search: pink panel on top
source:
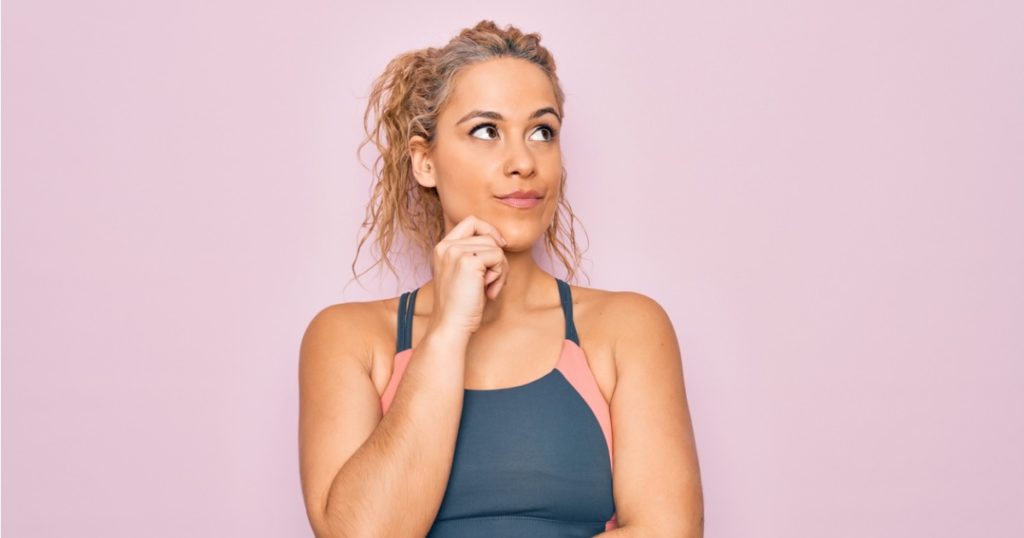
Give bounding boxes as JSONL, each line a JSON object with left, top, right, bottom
{"left": 380, "top": 348, "right": 412, "bottom": 415}
{"left": 556, "top": 339, "right": 614, "bottom": 466}
{"left": 555, "top": 339, "right": 618, "bottom": 530}
{"left": 380, "top": 339, "right": 619, "bottom": 529}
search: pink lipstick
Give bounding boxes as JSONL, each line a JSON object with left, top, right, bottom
{"left": 496, "top": 189, "right": 543, "bottom": 209}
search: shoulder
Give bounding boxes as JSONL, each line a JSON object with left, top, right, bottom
{"left": 569, "top": 284, "right": 678, "bottom": 366}
{"left": 608, "top": 290, "right": 677, "bottom": 357}
{"left": 608, "top": 290, "right": 675, "bottom": 337}
{"left": 299, "top": 297, "right": 396, "bottom": 374}
{"left": 569, "top": 284, "right": 674, "bottom": 340}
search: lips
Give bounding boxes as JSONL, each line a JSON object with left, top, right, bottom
{"left": 497, "top": 196, "right": 541, "bottom": 209}
{"left": 496, "top": 188, "right": 543, "bottom": 209}
{"left": 498, "top": 189, "right": 543, "bottom": 199}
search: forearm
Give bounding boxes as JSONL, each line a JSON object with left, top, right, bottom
{"left": 320, "top": 328, "right": 468, "bottom": 537}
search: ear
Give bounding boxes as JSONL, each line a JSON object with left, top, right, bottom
{"left": 408, "top": 135, "right": 437, "bottom": 189}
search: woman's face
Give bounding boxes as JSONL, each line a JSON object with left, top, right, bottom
{"left": 409, "top": 57, "right": 563, "bottom": 251}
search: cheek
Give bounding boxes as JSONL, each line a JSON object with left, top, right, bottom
{"left": 436, "top": 151, "right": 494, "bottom": 193}
{"left": 433, "top": 176, "right": 493, "bottom": 227}
{"left": 437, "top": 175, "right": 483, "bottom": 209}
{"left": 542, "top": 196, "right": 559, "bottom": 227}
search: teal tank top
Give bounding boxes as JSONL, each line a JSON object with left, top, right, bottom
{"left": 380, "top": 276, "right": 618, "bottom": 536}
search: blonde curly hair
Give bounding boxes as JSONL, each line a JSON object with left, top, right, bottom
{"left": 351, "top": 20, "right": 589, "bottom": 289}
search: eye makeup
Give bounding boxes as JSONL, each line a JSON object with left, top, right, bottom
{"left": 469, "top": 122, "right": 559, "bottom": 141}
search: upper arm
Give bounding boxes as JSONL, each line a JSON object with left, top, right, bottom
{"left": 298, "top": 302, "right": 384, "bottom": 537}
{"left": 608, "top": 292, "right": 704, "bottom": 535}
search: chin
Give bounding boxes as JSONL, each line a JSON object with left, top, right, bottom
{"left": 503, "top": 235, "right": 542, "bottom": 251}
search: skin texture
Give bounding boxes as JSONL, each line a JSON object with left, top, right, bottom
{"left": 300, "top": 56, "right": 704, "bottom": 536}
{"left": 407, "top": 56, "right": 565, "bottom": 318}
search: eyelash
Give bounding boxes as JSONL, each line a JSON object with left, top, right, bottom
{"left": 469, "top": 122, "right": 558, "bottom": 141}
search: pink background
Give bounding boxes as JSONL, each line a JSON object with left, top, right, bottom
{"left": 3, "top": 1, "right": 1022, "bottom": 536}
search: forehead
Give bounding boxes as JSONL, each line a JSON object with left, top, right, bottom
{"left": 442, "top": 57, "right": 558, "bottom": 121}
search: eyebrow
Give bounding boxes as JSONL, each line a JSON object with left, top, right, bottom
{"left": 455, "top": 106, "right": 562, "bottom": 125}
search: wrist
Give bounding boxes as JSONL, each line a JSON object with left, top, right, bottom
{"left": 423, "top": 320, "right": 471, "bottom": 346}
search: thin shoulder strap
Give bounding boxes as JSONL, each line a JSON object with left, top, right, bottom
{"left": 396, "top": 291, "right": 410, "bottom": 354}
{"left": 395, "top": 288, "right": 419, "bottom": 353}
{"left": 556, "top": 277, "right": 580, "bottom": 346}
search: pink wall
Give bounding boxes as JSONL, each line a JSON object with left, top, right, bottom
{"left": 3, "top": 1, "right": 1022, "bottom": 536}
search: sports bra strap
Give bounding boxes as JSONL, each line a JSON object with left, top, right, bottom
{"left": 396, "top": 277, "right": 577, "bottom": 353}
{"left": 395, "top": 287, "right": 419, "bottom": 353}
{"left": 556, "top": 278, "right": 581, "bottom": 346}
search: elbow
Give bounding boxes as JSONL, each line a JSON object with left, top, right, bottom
{"left": 307, "top": 506, "right": 357, "bottom": 538}
{"left": 311, "top": 516, "right": 368, "bottom": 538}
{"left": 621, "top": 515, "right": 704, "bottom": 538}
{"left": 306, "top": 512, "right": 335, "bottom": 538}
{"left": 661, "top": 512, "right": 704, "bottom": 538}
{"left": 310, "top": 520, "right": 357, "bottom": 538}
{"left": 669, "top": 514, "right": 705, "bottom": 538}
{"left": 313, "top": 511, "right": 399, "bottom": 538}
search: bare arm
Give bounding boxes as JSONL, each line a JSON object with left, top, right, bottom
{"left": 299, "top": 303, "right": 468, "bottom": 537}
{"left": 594, "top": 292, "right": 703, "bottom": 537}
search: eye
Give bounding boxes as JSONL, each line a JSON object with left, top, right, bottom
{"left": 470, "top": 123, "right": 500, "bottom": 140}
{"left": 533, "top": 123, "right": 558, "bottom": 142}
{"left": 469, "top": 123, "right": 559, "bottom": 142}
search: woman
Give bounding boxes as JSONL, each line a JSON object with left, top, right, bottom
{"left": 299, "top": 20, "right": 703, "bottom": 537}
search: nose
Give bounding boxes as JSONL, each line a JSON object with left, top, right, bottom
{"left": 502, "top": 137, "right": 537, "bottom": 178}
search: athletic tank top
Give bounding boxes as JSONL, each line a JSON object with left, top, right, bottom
{"left": 380, "top": 277, "right": 619, "bottom": 536}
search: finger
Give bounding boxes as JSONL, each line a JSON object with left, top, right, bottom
{"left": 496, "top": 254, "right": 512, "bottom": 298}
{"left": 464, "top": 247, "right": 506, "bottom": 272}
{"left": 487, "top": 271, "right": 506, "bottom": 299}
{"left": 445, "top": 215, "right": 508, "bottom": 247}
{"left": 453, "top": 245, "right": 506, "bottom": 281}
{"left": 484, "top": 267, "right": 501, "bottom": 286}
{"left": 434, "top": 234, "right": 497, "bottom": 263}
{"left": 485, "top": 253, "right": 509, "bottom": 299}
{"left": 491, "top": 257, "right": 509, "bottom": 298}
{"left": 444, "top": 242, "right": 506, "bottom": 296}
{"left": 446, "top": 243, "right": 503, "bottom": 259}
{"left": 449, "top": 234, "right": 503, "bottom": 248}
